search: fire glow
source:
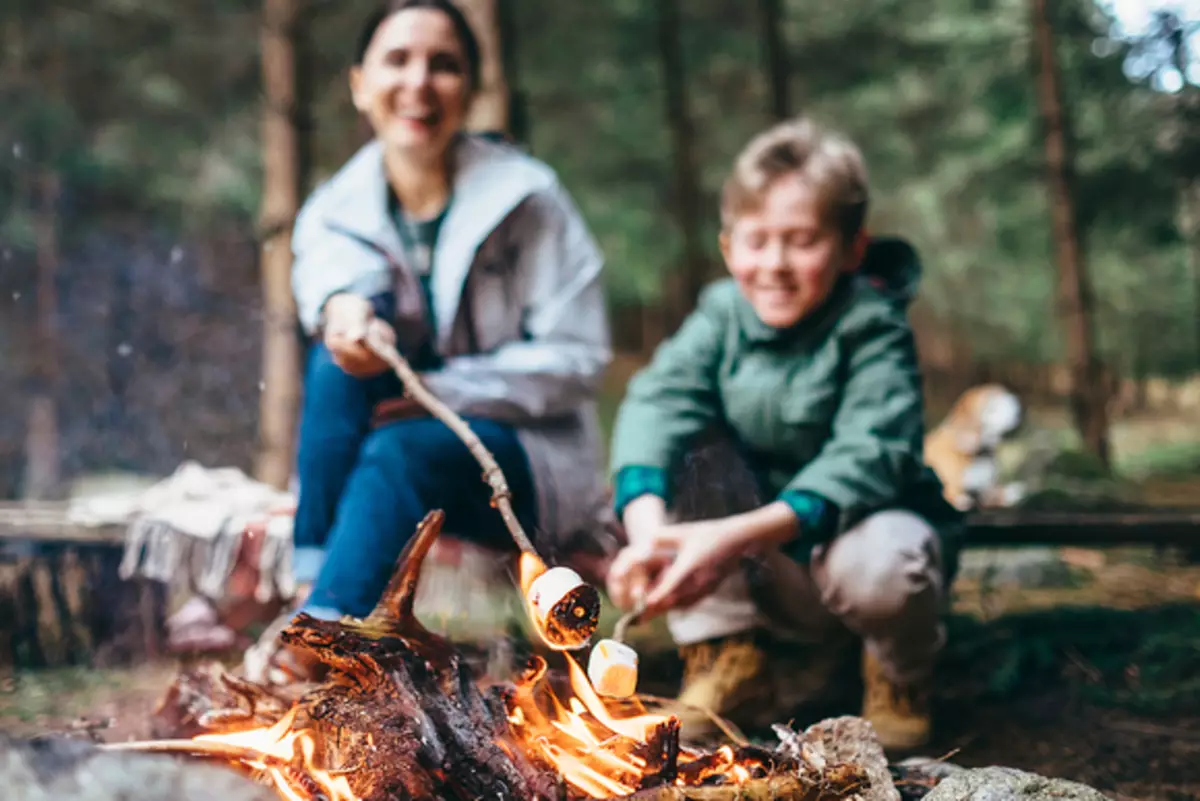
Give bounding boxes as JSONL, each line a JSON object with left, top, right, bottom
{"left": 194, "top": 708, "right": 359, "bottom": 801}
{"left": 179, "top": 551, "right": 766, "bottom": 800}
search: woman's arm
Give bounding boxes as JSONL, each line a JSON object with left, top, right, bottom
{"left": 290, "top": 191, "right": 393, "bottom": 336}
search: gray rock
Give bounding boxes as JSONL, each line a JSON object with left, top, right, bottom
{"left": 924, "top": 766, "right": 1110, "bottom": 801}
{"left": 958, "top": 547, "right": 1076, "bottom": 589}
{"left": 778, "top": 715, "right": 901, "bottom": 801}
{"left": 0, "top": 734, "right": 276, "bottom": 801}
{"left": 893, "top": 755, "right": 969, "bottom": 781}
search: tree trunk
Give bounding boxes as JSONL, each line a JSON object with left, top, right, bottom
{"left": 457, "top": 0, "right": 509, "bottom": 134}
{"left": 1030, "top": 0, "right": 1110, "bottom": 467}
{"left": 1180, "top": 181, "right": 1200, "bottom": 363}
{"left": 655, "top": 0, "right": 706, "bottom": 322}
{"left": 495, "top": 0, "right": 529, "bottom": 145}
{"left": 23, "top": 169, "right": 61, "bottom": 500}
{"left": 255, "top": 0, "right": 303, "bottom": 490}
{"left": 757, "top": 0, "right": 791, "bottom": 121}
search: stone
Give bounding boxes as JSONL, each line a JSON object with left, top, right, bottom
{"left": 776, "top": 715, "right": 901, "bottom": 801}
{"left": 958, "top": 547, "right": 1076, "bottom": 590}
{"left": 0, "top": 734, "right": 276, "bottom": 801}
{"left": 924, "top": 766, "right": 1110, "bottom": 801}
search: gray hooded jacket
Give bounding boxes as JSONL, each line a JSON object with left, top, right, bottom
{"left": 291, "top": 134, "right": 613, "bottom": 554}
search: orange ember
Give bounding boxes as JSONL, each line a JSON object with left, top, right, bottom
{"left": 195, "top": 709, "right": 359, "bottom": 801}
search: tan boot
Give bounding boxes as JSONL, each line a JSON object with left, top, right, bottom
{"left": 861, "top": 648, "right": 931, "bottom": 753}
{"left": 668, "top": 632, "right": 773, "bottom": 744}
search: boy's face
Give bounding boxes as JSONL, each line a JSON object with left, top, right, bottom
{"left": 720, "top": 173, "right": 865, "bottom": 329}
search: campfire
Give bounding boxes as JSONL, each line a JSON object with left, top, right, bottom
{"left": 106, "top": 509, "right": 883, "bottom": 801}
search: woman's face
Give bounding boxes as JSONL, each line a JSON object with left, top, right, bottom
{"left": 350, "top": 9, "right": 471, "bottom": 162}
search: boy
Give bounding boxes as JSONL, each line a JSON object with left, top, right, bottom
{"left": 605, "top": 118, "right": 962, "bottom": 752}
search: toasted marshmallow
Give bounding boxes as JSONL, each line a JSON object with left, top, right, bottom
{"left": 587, "top": 638, "right": 639, "bottom": 698}
{"left": 527, "top": 566, "right": 600, "bottom": 650}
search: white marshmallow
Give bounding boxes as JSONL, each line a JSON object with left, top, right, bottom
{"left": 587, "top": 638, "right": 639, "bottom": 698}
{"left": 527, "top": 566, "right": 600, "bottom": 650}
{"left": 528, "top": 566, "right": 585, "bottom": 619}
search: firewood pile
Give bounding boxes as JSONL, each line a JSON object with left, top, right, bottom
{"left": 99, "top": 509, "right": 899, "bottom": 801}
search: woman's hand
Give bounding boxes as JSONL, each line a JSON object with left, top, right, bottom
{"left": 322, "top": 293, "right": 393, "bottom": 377}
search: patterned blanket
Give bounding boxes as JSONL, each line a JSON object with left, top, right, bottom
{"left": 73, "top": 461, "right": 300, "bottom": 605}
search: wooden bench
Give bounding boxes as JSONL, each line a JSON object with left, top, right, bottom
{"left": 2, "top": 504, "right": 1196, "bottom": 669}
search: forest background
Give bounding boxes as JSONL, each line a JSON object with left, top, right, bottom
{"left": 1, "top": 0, "right": 1197, "bottom": 501}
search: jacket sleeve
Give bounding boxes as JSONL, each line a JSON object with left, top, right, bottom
{"left": 290, "top": 191, "right": 394, "bottom": 335}
{"left": 419, "top": 185, "right": 611, "bottom": 421}
{"left": 783, "top": 303, "right": 927, "bottom": 532}
{"left": 607, "top": 285, "right": 726, "bottom": 490}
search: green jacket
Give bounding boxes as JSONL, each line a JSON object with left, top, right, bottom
{"left": 609, "top": 237, "right": 963, "bottom": 568}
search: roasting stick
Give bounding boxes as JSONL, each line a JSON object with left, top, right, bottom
{"left": 363, "top": 325, "right": 601, "bottom": 651}
{"left": 364, "top": 323, "right": 535, "bottom": 555}
{"left": 101, "top": 738, "right": 285, "bottom": 765}
{"left": 612, "top": 601, "right": 646, "bottom": 644}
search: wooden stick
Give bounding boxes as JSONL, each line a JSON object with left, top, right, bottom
{"left": 364, "top": 326, "right": 537, "bottom": 556}
{"left": 612, "top": 601, "right": 645, "bottom": 644}
{"left": 620, "top": 775, "right": 820, "bottom": 800}
{"left": 100, "top": 738, "right": 284, "bottom": 765}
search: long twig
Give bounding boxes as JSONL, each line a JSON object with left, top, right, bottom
{"left": 364, "top": 326, "right": 537, "bottom": 556}
{"left": 100, "top": 738, "right": 285, "bottom": 765}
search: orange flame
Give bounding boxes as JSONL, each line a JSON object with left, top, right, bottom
{"left": 195, "top": 709, "right": 359, "bottom": 801}
{"left": 512, "top": 553, "right": 760, "bottom": 797}
{"left": 189, "top": 553, "right": 751, "bottom": 800}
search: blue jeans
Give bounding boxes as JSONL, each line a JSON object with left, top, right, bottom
{"left": 293, "top": 342, "right": 538, "bottom": 619}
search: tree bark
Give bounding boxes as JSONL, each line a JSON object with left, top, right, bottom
{"left": 495, "top": 0, "right": 529, "bottom": 145}
{"left": 23, "top": 169, "right": 61, "bottom": 501}
{"left": 655, "top": 0, "right": 706, "bottom": 321}
{"left": 255, "top": 0, "right": 304, "bottom": 490}
{"left": 757, "top": 0, "right": 791, "bottom": 121}
{"left": 1030, "top": 0, "right": 1110, "bottom": 467}
{"left": 457, "top": 0, "right": 510, "bottom": 134}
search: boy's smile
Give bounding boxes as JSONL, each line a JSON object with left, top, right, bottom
{"left": 720, "top": 173, "right": 865, "bottom": 329}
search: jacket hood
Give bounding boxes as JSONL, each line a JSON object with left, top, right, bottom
{"left": 857, "top": 235, "right": 922, "bottom": 307}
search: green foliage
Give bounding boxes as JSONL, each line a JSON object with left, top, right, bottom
{"left": 944, "top": 604, "right": 1200, "bottom": 713}
{"left": 1, "top": 0, "right": 1195, "bottom": 361}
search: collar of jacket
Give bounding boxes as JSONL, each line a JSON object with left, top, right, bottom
{"left": 314, "top": 132, "right": 559, "bottom": 345}
{"left": 734, "top": 274, "right": 857, "bottom": 347}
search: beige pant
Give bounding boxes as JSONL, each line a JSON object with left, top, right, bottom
{"left": 666, "top": 509, "right": 946, "bottom": 686}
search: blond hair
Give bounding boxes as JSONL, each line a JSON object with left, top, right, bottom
{"left": 720, "top": 117, "right": 869, "bottom": 242}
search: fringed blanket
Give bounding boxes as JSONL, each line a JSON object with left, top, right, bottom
{"left": 80, "top": 461, "right": 299, "bottom": 605}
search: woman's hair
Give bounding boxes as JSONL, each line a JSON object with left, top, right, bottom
{"left": 354, "top": 0, "right": 482, "bottom": 91}
{"left": 720, "top": 117, "right": 869, "bottom": 243}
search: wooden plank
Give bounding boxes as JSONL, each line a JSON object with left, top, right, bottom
{"left": 964, "top": 510, "right": 1200, "bottom": 547}
{"left": 0, "top": 522, "right": 124, "bottom": 545}
{"left": 1, "top": 504, "right": 1199, "bottom": 550}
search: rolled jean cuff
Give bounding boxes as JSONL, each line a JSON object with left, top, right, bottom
{"left": 292, "top": 546, "right": 327, "bottom": 585}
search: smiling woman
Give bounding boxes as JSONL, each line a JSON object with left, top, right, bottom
{"left": 267, "top": 0, "right": 614, "bottom": 678}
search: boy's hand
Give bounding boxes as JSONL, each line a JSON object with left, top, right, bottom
{"left": 606, "top": 518, "right": 748, "bottom": 618}
{"left": 606, "top": 495, "right": 671, "bottom": 610}
{"left": 637, "top": 520, "right": 746, "bottom": 618}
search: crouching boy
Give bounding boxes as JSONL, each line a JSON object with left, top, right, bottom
{"left": 605, "top": 117, "right": 963, "bottom": 753}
